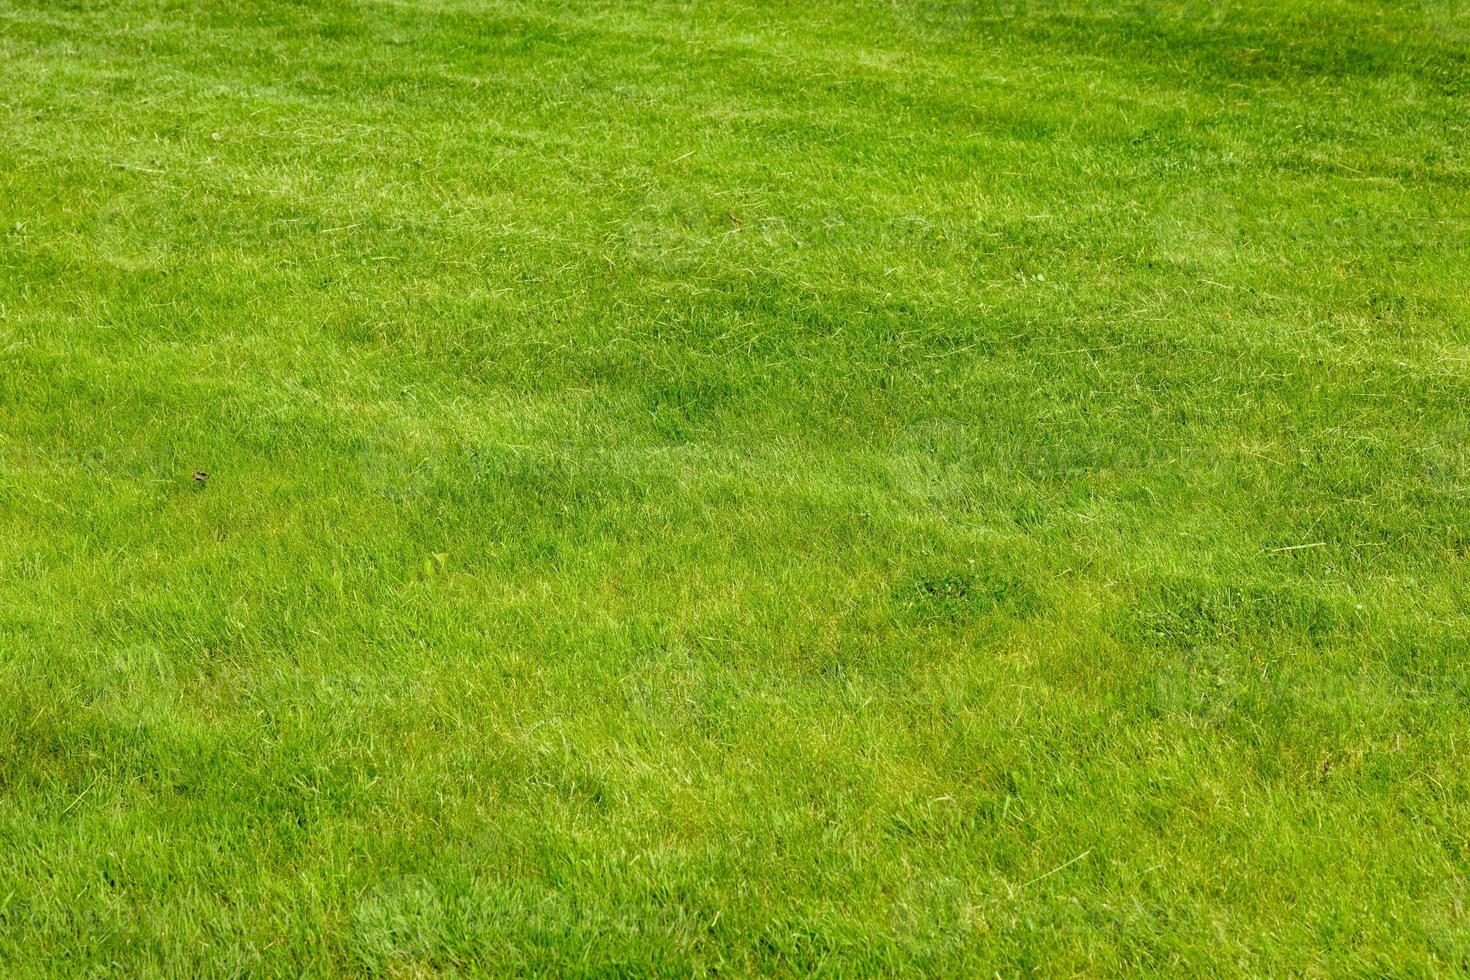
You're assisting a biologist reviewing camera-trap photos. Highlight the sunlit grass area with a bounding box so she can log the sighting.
[2,0,1468,972]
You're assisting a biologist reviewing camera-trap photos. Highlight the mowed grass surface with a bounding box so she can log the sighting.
[2,0,1469,972]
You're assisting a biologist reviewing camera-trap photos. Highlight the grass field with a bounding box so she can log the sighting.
[2,0,1469,973]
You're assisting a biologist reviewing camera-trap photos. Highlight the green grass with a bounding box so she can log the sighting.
[2,0,1469,972]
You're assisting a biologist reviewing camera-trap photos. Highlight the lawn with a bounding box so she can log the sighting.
[1,0,1468,973]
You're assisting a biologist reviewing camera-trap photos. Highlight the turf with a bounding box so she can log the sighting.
[2,0,1468,973]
